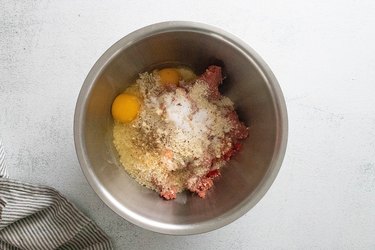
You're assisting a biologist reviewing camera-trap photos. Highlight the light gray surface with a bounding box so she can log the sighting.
[1,0,374,249]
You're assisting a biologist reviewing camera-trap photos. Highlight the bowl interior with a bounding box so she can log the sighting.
[78,26,286,234]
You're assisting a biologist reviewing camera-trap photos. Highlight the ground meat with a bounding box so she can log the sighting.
[222,142,242,161]
[183,66,248,199]
[152,176,178,200]
[188,176,214,198]
[206,169,221,178]
[160,188,177,200]
[198,65,222,100]
[227,111,249,140]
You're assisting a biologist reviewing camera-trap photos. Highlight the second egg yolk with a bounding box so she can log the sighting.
[111,93,140,123]
[158,68,180,86]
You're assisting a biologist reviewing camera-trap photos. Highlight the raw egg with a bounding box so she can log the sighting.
[111,93,140,123]
[176,67,197,82]
[158,68,181,86]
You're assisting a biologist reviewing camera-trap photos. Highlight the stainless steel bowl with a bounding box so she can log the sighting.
[74,21,288,235]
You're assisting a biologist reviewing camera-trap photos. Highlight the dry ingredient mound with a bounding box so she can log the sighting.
[113,66,248,200]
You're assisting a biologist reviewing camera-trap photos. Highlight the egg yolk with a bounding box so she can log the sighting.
[111,93,140,123]
[158,68,180,86]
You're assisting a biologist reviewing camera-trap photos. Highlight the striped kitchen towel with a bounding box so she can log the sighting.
[0,140,112,249]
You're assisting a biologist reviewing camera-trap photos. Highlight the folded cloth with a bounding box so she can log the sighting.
[0,140,112,249]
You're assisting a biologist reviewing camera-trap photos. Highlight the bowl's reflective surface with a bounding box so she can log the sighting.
[74,21,288,235]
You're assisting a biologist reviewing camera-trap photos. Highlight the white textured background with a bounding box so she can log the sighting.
[1,0,375,249]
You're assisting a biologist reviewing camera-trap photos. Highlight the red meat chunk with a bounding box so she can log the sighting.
[227,111,249,140]
[160,188,177,200]
[198,65,222,100]
[189,177,214,198]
